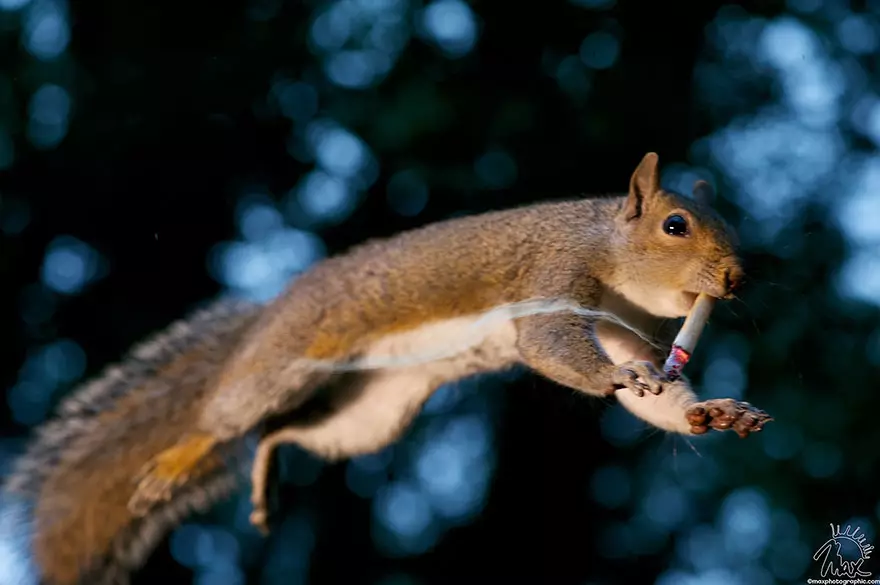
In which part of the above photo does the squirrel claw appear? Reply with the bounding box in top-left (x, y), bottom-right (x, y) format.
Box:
top-left (685, 398), bottom-right (773, 437)
top-left (612, 360), bottom-right (666, 397)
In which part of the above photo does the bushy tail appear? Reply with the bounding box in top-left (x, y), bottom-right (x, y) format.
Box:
top-left (1, 297), bottom-right (264, 585)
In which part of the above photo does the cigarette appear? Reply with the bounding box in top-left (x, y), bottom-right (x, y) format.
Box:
top-left (663, 293), bottom-right (716, 381)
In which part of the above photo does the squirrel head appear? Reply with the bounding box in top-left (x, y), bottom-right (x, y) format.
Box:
top-left (610, 152), bottom-right (744, 318)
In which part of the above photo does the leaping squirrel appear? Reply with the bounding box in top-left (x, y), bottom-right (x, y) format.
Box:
top-left (1, 152), bottom-right (771, 585)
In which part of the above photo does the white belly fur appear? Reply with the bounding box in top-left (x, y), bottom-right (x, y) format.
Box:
top-left (284, 314), bottom-right (521, 459)
top-left (279, 294), bottom-right (695, 460)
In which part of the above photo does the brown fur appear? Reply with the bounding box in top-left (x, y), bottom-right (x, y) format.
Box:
top-left (195, 153), bottom-right (740, 436)
top-left (5, 153), bottom-right (747, 585)
top-left (3, 298), bottom-right (262, 585)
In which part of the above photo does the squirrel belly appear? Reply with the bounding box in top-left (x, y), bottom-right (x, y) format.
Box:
top-left (1, 298), bottom-right (262, 585)
top-left (254, 310), bottom-right (523, 461)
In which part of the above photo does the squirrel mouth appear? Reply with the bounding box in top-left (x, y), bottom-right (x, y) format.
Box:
top-left (682, 292), bottom-right (699, 307)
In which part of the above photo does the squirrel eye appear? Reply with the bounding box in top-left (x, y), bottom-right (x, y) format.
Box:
top-left (663, 214), bottom-right (689, 237)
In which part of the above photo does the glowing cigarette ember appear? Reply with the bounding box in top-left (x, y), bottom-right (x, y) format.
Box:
top-left (663, 293), bottom-right (716, 381)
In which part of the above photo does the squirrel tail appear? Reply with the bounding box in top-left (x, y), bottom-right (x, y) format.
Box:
top-left (1, 297), bottom-right (264, 585)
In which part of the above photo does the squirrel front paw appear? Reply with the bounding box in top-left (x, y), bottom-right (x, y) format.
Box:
top-left (611, 360), bottom-right (667, 397)
top-left (685, 398), bottom-right (773, 437)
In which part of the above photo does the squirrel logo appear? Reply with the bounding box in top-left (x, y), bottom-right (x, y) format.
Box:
top-left (812, 523), bottom-right (874, 579)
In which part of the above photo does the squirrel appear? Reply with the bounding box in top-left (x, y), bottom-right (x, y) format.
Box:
top-left (1, 152), bottom-right (772, 585)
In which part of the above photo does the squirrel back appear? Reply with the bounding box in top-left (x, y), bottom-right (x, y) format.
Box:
top-left (1, 298), bottom-right (262, 585)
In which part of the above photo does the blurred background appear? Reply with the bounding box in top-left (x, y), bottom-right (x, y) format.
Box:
top-left (1, 0), bottom-right (878, 582)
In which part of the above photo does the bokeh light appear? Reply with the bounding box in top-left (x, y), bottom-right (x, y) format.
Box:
top-left (2, 0), bottom-right (880, 583)
top-left (40, 236), bottom-right (104, 295)
top-left (419, 0), bottom-right (478, 58)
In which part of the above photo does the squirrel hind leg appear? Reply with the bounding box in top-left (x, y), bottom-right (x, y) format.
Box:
top-left (248, 427), bottom-right (305, 535)
top-left (127, 433), bottom-right (219, 517)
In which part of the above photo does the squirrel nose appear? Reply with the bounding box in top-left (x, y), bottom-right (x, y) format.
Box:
top-left (723, 263), bottom-right (745, 296)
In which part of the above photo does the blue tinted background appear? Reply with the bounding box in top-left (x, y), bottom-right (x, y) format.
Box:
top-left (1, 0), bottom-right (878, 583)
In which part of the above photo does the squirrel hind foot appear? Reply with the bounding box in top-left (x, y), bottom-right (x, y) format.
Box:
top-left (249, 508), bottom-right (271, 536)
top-left (127, 433), bottom-right (219, 516)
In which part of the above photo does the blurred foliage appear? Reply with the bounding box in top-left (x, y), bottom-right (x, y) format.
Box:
top-left (3, 0), bottom-right (880, 583)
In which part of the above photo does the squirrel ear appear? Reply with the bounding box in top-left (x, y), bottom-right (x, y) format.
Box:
top-left (623, 152), bottom-right (661, 220)
top-left (692, 179), bottom-right (716, 206)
